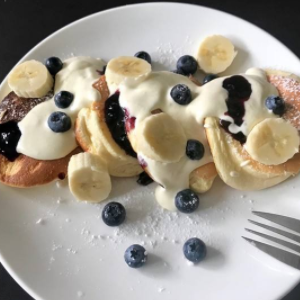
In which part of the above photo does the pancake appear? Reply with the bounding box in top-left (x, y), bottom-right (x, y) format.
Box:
top-left (0, 89), bottom-right (81, 188)
top-left (0, 147), bottom-right (81, 188)
top-left (205, 70), bottom-right (300, 190)
top-left (76, 75), bottom-right (217, 189)
top-left (189, 162), bottom-right (217, 193)
top-left (75, 75), bottom-right (142, 177)
top-left (0, 90), bottom-right (53, 124)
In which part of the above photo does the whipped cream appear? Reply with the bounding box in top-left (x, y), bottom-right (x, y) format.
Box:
top-left (119, 69), bottom-right (278, 210)
top-left (17, 57), bottom-right (105, 160)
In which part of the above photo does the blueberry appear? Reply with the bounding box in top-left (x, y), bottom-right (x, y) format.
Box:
top-left (175, 189), bottom-right (199, 213)
top-left (203, 74), bottom-right (218, 84)
top-left (47, 112), bottom-right (72, 133)
top-left (45, 57), bottom-right (63, 75)
top-left (124, 244), bottom-right (147, 268)
top-left (102, 202), bottom-right (126, 226)
top-left (183, 238), bottom-right (207, 263)
top-left (265, 95), bottom-right (285, 116)
top-left (170, 84), bottom-right (192, 105)
top-left (54, 91), bottom-right (74, 108)
top-left (134, 51), bottom-right (151, 64)
top-left (176, 55), bottom-right (198, 75)
top-left (186, 139), bottom-right (205, 160)
top-left (137, 171), bottom-right (153, 186)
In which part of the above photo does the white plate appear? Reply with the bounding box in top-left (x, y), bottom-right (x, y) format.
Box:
top-left (1, 3), bottom-right (300, 300)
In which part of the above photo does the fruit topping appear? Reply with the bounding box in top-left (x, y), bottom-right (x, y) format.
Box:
top-left (138, 156), bottom-right (147, 169)
top-left (105, 56), bottom-right (151, 94)
top-left (124, 244), bottom-right (147, 268)
top-left (45, 57), bottom-right (63, 76)
top-left (135, 113), bottom-right (186, 163)
top-left (222, 75), bottom-right (252, 101)
top-left (104, 92), bottom-right (136, 157)
top-left (102, 202), bottom-right (126, 226)
top-left (8, 60), bottom-right (54, 98)
top-left (125, 116), bottom-right (136, 133)
top-left (245, 118), bottom-right (299, 165)
top-left (186, 139), bottom-right (205, 160)
top-left (176, 55), bottom-right (198, 76)
top-left (265, 95), bottom-right (285, 116)
top-left (48, 111), bottom-right (72, 133)
top-left (175, 189), bottom-right (199, 213)
top-left (54, 91), bottom-right (74, 108)
top-left (183, 237), bottom-right (207, 263)
top-left (137, 171), bottom-right (153, 186)
top-left (170, 84), bottom-right (192, 105)
top-left (219, 75), bottom-right (252, 143)
top-left (0, 121), bottom-right (21, 161)
top-left (197, 35), bottom-right (237, 74)
top-left (134, 51), bottom-right (152, 65)
top-left (68, 152), bottom-right (111, 202)
top-left (219, 120), bottom-right (246, 144)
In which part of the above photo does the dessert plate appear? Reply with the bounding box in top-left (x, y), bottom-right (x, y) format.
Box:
top-left (1, 3), bottom-right (300, 300)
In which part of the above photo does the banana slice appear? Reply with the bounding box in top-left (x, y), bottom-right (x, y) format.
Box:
top-left (105, 56), bottom-right (151, 94)
top-left (135, 113), bottom-right (186, 163)
top-left (245, 118), bottom-right (300, 165)
top-left (197, 35), bottom-right (237, 74)
top-left (8, 60), bottom-right (54, 98)
top-left (68, 152), bottom-right (111, 202)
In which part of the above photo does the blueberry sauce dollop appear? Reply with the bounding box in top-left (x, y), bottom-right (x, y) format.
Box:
top-left (0, 121), bottom-right (21, 161)
top-left (221, 75), bottom-right (252, 144)
top-left (104, 91), bottom-right (136, 158)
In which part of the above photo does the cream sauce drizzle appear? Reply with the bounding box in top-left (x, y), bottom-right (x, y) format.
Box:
top-left (17, 57), bottom-right (105, 160)
top-left (119, 68), bottom-right (278, 210)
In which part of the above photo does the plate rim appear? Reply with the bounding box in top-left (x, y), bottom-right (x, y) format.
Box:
top-left (0, 3), bottom-right (300, 300)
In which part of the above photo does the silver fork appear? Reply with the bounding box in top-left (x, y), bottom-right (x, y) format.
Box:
top-left (243, 211), bottom-right (300, 269)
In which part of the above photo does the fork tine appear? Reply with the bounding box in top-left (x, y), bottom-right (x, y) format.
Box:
top-left (245, 228), bottom-right (300, 254)
top-left (248, 219), bottom-right (300, 244)
top-left (242, 236), bottom-right (300, 270)
top-left (252, 211), bottom-right (300, 234)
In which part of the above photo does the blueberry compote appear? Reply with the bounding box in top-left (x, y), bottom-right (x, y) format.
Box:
top-left (221, 75), bottom-right (252, 144)
top-left (104, 91), bottom-right (136, 157)
top-left (0, 121), bottom-right (21, 161)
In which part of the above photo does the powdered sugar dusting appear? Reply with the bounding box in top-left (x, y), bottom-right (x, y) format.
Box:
top-left (152, 38), bottom-right (195, 70)
top-left (271, 75), bottom-right (300, 97)
top-left (74, 184), bottom-right (217, 251)
top-left (269, 74), bottom-right (300, 129)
